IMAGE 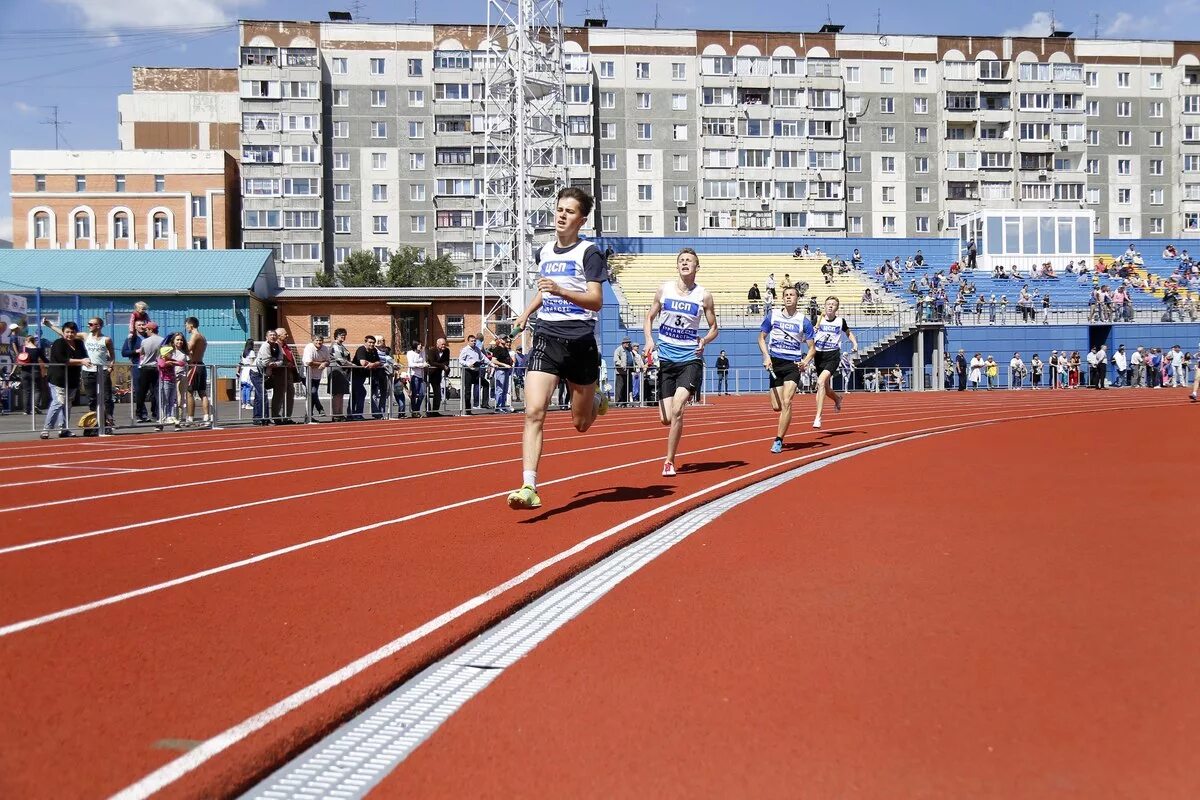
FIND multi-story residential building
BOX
[117,67,240,151]
[98,21,1200,284]
[10,150,239,250]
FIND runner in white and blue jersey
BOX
[643,248,718,477]
[757,285,815,453]
[805,296,859,430]
[506,187,609,511]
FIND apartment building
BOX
[10,150,239,251]
[118,67,241,150]
[138,20,1200,285]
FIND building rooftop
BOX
[0,250,272,295]
[275,287,504,300]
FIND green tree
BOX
[324,250,383,287]
[385,246,459,288]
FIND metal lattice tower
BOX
[479,0,568,335]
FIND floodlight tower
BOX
[479,0,568,336]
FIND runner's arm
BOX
[539,278,603,312]
[697,291,719,354]
[514,292,543,331]
[643,289,664,358]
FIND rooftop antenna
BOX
[653,1,661,28]
[40,106,70,150]
[1092,12,1100,38]
[825,3,833,25]
[1049,6,1058,34]
[348,0,368,20]
[875,8,881,35]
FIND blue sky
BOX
[1,0,1194,241]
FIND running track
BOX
[0,391,1191,798]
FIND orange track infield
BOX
[0,391,1193,798]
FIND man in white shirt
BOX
[1168,344,1185,387]
[458,335,482,415]
[1130,346,1145,388]
[1009,352,1026,389]
[1112,345,1128,387]
[1094,344,1109,390]
[406,340,427,415]
[302,335,331,418]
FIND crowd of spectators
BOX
[947,342,1195,390]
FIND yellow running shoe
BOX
[507,484,542,509]
[597,392,609,416]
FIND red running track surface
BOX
[0,391,1189,798]
[381,403,1200,799]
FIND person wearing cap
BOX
[955,348,967,391]
[612,337,635,407]
[1048,350,1060,389]
[136,321,163,421]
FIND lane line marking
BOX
[109,398,1169,800]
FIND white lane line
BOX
[40,465,144,474]
[110,397,1161,800]
[238,427,942,800]
[0,409,786,515]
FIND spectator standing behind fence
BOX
[15,334,47,413]
[426,337,450,416]
[459,334,481,415]
[1010,352,1026,389]
[1031,354,1043,389]
[612,337,635,407]
[405,340,427,416]
[328,328,352,421]
[985,355,998,389]
[128,301,149,336]
[255,330,284,425]
[513,345,526,404]
[955,349,967,391]
[184,317,211,427]
[41,322,88,439]
[238,339,257,412]
[137,322,162,422]
[489,335,514,412]
[121,321,146,417]
[473,335,491,410]
[716,350,730,395]
[968,353,983,390]
[351,334,384,420]
[1169,345,1185,387]
[1113,345,1128,387]
[303,335,330,418]
[157,333,187,427]
[81,317,115,433]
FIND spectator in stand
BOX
[747,283,762,314]
[1000,295,1009,323]
[328,328,352,421]
[489,335,514,413]
[1018,285,1034,323]
[1041,293,1052,325]
[1010,352,1026,389]
[426,337,450,416]
[851,249,863,267]
[969,353,984,390]
[41,322,88,439]
[406,340,427,416]
[965,238,977,269]
[1164,244,1178,259]
[765,273,776,298]
[137,322,162,421]
[238,339,257,412]
[988,294,998,325]
[459,334,482,415]
[1112,344,1128,387]
[302,334,330,418]
[1030,354,1043,389]
[351,334,384,419]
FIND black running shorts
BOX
[527,333,600,386]
[658,358,703,400]
[769,357,802,388]
[813,349,842,376]
[187,364,208,395]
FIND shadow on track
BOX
[521,484,676,524]
[676,460,749,475]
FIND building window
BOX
[410,153,425,170]
[1150,159,1164,176]
[915,216,930,233]
[674,215,688,233]
[445,314,465,340]
[372,215,389,234]
[33,211,50,239]
[881,216,896,233]
[913,67,928,83]
[410,183,426,201]
[1085,70,1098,87]
[914,127,928,144]
[672,93,687,110]
[33,174,46,192]
[334,183,350,201]
[846,156,861,173]
[636,92,651,109]
[332,57,347,74]
[601,184,616,201]
[672,62,686,80]
[333,89,348,107]
[635,62,650,79]
[600,122,616,140]
[1149,101,1164,118]
[409,120,424,138]
[153,213,169,240]
[371,121,387,138]
[600,153,616,171]
[1149,188,1164,205]
[1117,71,1130,87]
[880,127,895,143]
[334,215,351,233]
[879,96,894,114]
[333,151,350,170]
[154,175,165,192]
[1150,217,1164,233]
[191,196,207,217]
[408,89,424,107]
[371,247,389,262]
[334,246,350,265]
[914,156,929,173]
[333,120,349,138]
[74,212,91,240]
[372,184,388,201]
[407,58,422,76]
[411,215,426,233]
[600,91,615,109]
[113,212,129,239]
[1117,188,1131,204]
[637,153,652,170]
[673,154,688,171]
[848,215,862,233]
[308,315,331,339]
[601,215,618,232]
[73,175,86,192]
[638,215,653,233]
[191,237,208,250]
[672,124,688,141]
[881,186,895,203]
[114,174,126,192]
[599,60,614,78]
[845,65,860,83]
[1118,217,1132,234]
[1150,130,1163,147]
[371,89,387,107]
[1117,159,1132,175]
[879,66,894,83]
[370,57,386,75]
[915,186,929,202]
[637,122,652,140]
[1117,101,1131,117]
[371,152,387,170]
[1087,129,1099,146]
[913,97,928,114]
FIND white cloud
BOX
[1105,12,1155,35]
[13,101,35,115]
[1003,11,1056,37]
[0,216,13,243]
[50,0,258,30]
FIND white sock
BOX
[522,470,537,489]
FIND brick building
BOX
[11,149,240,251]
[273,287,506,355]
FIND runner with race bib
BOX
[758,285,815,453]
[806,296,859,430]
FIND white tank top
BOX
[813,315,848,352]
[82,334,111,373]
[535,239,599,328]
[656,281,706,363]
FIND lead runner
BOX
[806,296,859,429]
[758,285,815,453]
[506,187,608,510]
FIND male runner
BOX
[759,285,815,453]
[507,187,608,510]
[1191,340,1199,401]
[805,296,859,429]
[184,316,211,426]
[644,248,719,476]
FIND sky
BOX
[1,0,1196,242]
